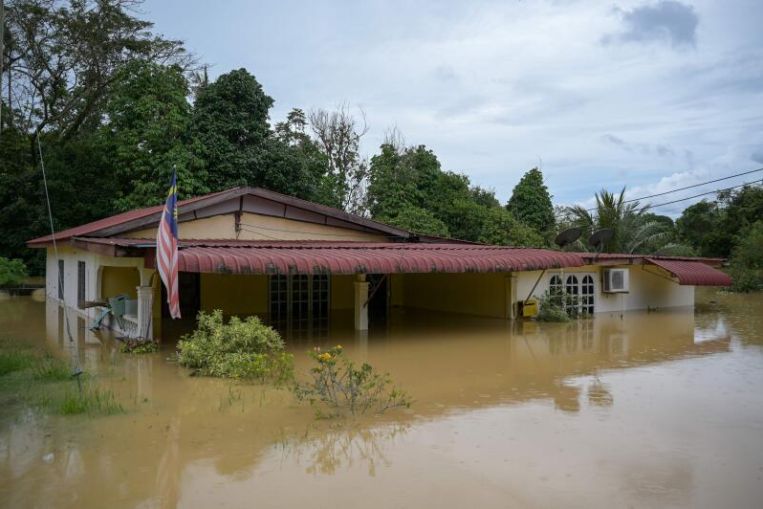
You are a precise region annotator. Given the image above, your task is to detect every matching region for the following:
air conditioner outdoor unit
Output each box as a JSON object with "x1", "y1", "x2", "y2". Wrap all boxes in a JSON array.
[{"x1": 602, "y1": 268, "x2": 629, "y2": 293}]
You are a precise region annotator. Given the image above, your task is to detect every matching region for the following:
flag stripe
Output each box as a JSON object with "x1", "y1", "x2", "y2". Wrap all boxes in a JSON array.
[{"x1": 157, "y1": 171, "x2": 181, "y2": 319}]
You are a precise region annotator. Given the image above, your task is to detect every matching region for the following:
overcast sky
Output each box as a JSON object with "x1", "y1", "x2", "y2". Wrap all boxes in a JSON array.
[{"x1": 142, "y1": 0, "x2": 763, "y2": 216}]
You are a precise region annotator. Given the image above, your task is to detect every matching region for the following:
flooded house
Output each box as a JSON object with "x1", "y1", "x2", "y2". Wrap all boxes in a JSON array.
[{"x1": 26, "y1": 186, "x2": 732, "y2": 341}]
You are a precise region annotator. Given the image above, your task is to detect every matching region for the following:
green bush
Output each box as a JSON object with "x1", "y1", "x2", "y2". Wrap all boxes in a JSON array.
[
  {"x1": 177, "y1": 310, "x2": 293, "y2": 382},
  {"x1": 0, "y1": 257, "x2": 28, "y2": 287},
  {"x1": 294, "y1": 345, "x2": 411, "y2": 417},
  {"x1": 120, "y1": 339, "x2": 160, "y2": 354},
  {"x1": 535, "y1": 290, "x2": 571, "y2": 322}
]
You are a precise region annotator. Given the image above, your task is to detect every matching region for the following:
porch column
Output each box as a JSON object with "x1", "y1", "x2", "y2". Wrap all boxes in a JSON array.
[
  {"x1": 136, "y1": 285, "x2": 154, "y2": 341},
  {"x1": 508, "y1": 274, "x2": 518, "y2": 320},
  {"x1": 136, "y1": 269, "x2": 155, "y2": 341},
  {"x1": 354, "y1": 274, "x2": 369, "y2": 331}
]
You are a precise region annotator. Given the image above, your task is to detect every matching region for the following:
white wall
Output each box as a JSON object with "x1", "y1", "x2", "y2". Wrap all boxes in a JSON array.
[
  {"x1": 45, "y1": 246, "x2": 148, "y2": 322},
  {"x1": 516, "y1": 264, "x2": 694, "y2": 314}
]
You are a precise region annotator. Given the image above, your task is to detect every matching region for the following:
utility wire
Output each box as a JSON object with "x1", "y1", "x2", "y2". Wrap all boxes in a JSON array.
[
  {"x1": 586, "y1": 167, "x2": 763, "y2": 211},
  {"x1": 645, "y1": 179, "x2": 762, "y2": 210},
  {"x1": 622, "y1": 166, "x2": 763, "y2": 204}
]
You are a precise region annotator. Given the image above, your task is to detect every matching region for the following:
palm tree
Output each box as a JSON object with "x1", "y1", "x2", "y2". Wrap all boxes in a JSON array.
[{"x1": 566, "y1": 188, "x2": 686, "y2": 254}]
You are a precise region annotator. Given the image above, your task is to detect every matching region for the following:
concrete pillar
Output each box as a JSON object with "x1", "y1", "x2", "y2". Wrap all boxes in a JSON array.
[
  {"x1": 138, "y1": 268, "x2": 154, "y2": 286},
  {"x1": 508, "y1": 274, "x2": 518, "y2": 320},
  {"x1": 136, "y1": 285, "x2": 154, "y2": 340},
  {"x1": 354, "y1": 274, "x2": 369, "y2": 331}
]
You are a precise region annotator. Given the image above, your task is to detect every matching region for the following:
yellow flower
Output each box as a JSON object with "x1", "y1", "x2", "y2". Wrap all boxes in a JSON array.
[
  {"x1": 318, "y1": 352, "x2": 332, "y2": 362},
  {"x1": 335, "y1": 344, "x2": 343, "y2": 350}
]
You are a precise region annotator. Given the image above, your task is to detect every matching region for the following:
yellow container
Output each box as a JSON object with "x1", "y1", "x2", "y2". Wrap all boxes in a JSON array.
[{"x1": 522, "y1": 298, "x2": 539, "y2": 318}]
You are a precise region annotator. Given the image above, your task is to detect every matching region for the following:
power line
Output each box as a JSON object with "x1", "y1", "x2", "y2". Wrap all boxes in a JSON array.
[
  {"x1": 646, "y1": 179, "x2": 762, "y2": 210},
  {"x1": 623, "y1": 166, "x2": 763, "y2": 204},
  {"x1": 586, "y1": 167, "x2": 763, "y2": 211}
]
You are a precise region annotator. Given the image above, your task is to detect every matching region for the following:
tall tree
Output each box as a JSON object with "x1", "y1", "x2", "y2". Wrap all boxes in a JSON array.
[
  {"x1": 190, "y1": 68, "x2": 273, "y2": 190},
  {"x1": 2, "y1": 0, "x2": 188, "y2": 138},
  {"x1": 308, "y1": 105, "x2": 369, "y2": 213},
  {"x1": 100, "y1": 60, "x2": 205, "y2": 210},
  {"x1": 506, "y1": 168, "x2": 555, "y2": 234}
]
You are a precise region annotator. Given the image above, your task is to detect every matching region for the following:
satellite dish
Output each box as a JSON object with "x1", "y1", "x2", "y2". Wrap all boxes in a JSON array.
[
  {"x1": 588, "y1": 228, "x2": 614, "y2": 252},
  {"x1": 554, "y1": 227, "x2": 583, "y2": 248}
]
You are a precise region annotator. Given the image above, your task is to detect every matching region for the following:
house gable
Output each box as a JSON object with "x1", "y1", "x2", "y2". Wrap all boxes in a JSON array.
[
  {"x1": 28, "y1": 187, "x2": 410, "y2": 247},
  {"x1": 123, "y1": 211, "x2": 386, "y2": 241}
]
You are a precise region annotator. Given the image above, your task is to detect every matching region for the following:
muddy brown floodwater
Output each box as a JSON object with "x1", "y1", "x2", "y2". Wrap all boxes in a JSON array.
[{"x1": 1, "y1": 290, "x2": 763, "y2": 508}]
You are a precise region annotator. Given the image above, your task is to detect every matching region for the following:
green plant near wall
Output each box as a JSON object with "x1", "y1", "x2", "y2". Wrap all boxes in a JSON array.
[
  {"x1": 294, "y1": 345, "x2": 412, "y2": 418},
  {"x1": 535, "y1": 290, "x2": 576, "y2": 322},
  {"x1": 176, "y1": 310, "x2": 294, "y2": 383}
]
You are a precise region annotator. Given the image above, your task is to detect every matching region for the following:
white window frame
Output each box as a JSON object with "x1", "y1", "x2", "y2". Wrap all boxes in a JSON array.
[{"x1": 548, "y1": 272, "x2": 597, "y2": 316}]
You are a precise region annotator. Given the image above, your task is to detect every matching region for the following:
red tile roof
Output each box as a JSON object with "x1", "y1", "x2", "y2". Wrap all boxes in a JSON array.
[
  {"x1": 579, "y1": 252, "x2": 725, "y2": 267},
  {"x1": 645, "y1": 258, "x2": 732, "y2": 286},
  {"x1": 173, "y1": 242, "x2": 586, "y2": 275},
  {"x1": 66, "y1": 237, "x2": 732, "y2": 284}
]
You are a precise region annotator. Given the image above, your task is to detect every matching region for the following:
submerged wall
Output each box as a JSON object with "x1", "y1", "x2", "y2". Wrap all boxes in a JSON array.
[
  {"x1": 392, "y1": 272, "x2": 511, "y2": 319},
  {"x1": 199, "y1": 273, "x2": 268, "y2": 315},
  {"x1": 516, "y1": 264, "x2": 694, "y2": 314},
  {"x1": 44, "y1": 246, "x2": 161, "y2": 338}
]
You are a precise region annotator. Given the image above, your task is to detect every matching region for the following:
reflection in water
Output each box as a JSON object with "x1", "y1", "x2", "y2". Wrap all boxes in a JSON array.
[
  {"x1": 0, "y1": 291, "x2": 761, "y2": 508},
  {"x1": 587, "y1": 378, "x2": 614, "y2": 407},
  {"x1": 278, "y1": 424, "x2": 410, "y2": 476}
]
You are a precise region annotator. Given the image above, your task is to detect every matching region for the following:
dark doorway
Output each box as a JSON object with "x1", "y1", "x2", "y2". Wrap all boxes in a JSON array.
[
  {"x1": 367, "y1": 274, "x2": 388, "y2": 326},
  {"x1": 161, "y1": 272, "x2": 201, "y2": 319}
]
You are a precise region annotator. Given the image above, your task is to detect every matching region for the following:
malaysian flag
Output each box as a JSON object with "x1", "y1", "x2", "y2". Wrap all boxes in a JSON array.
[{"x1": 157, "y1": 170, "x2": 181, "y2": 319}]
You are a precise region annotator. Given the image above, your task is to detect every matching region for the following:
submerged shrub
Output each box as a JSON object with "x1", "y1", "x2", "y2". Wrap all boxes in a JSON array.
[
  {"x1": 120, "y1": 339, "x2": 160, "y2": 354},
  {"x1": 535, "y1": 291, "x2": 570, "y2": 322},
  {"x1": 294, "y1": 345, "x2": 412, "y2": 418},
  {"x1": 177, "y1": 310, "x2": 294, "y2": 383}
]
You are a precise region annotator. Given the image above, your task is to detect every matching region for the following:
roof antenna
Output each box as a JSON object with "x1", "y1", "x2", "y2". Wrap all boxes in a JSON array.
[
  {"x1": 587, "y1": 228, "x2": 614, "y2": 253},
  {"x1": 554, "y1": 227, "x2": 582, "y2": 249}
]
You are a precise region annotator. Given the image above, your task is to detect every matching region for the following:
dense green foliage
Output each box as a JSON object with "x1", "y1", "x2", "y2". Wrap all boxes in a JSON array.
[
  {"x1": 0, "y1": 257, "x2": 28, "y2": 287},
  {"x1": 366, "y1": 144, "x2": 543, "y2": 245},
  {"x1": 104, "y1": 60, "x2": 206, "y2": 210},
  {"x1": 676, "y1": 186, "x2": 763, "y2": 258},
  {"x1": 673, "y1": 186, "x2": 763, "y2": 291},
  {"x1": 294, "y1": 345, "x2": 411, "y2": 417},
  {"x1": 177, "y1": 310, "x2": 294, "y2": 382},
  {"x1": 507, "y1": 168, "x2": 556, "y2": 234},
  {"x1": 727, "y1": 220, "x2": 763, "y2": 292}
]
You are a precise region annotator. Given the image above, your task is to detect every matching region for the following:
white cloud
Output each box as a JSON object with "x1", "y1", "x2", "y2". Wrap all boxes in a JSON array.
[{"x1": 145, "y1": 0, "x2": 763, "y2": 213}]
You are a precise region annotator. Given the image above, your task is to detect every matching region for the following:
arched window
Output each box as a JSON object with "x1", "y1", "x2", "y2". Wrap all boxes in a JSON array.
[
  {"x1": 565, "y1": 275, "x2": 579, "y2": 316},
  {"x1": 581, "y1": 275, "x2": 595, "y2": 315},
  {"x1": 549, "y1": 275, "x2": 563, "y2": 307},
  {"x1": 548, "y1": 273, "x2": 596, "y2": 317}
]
